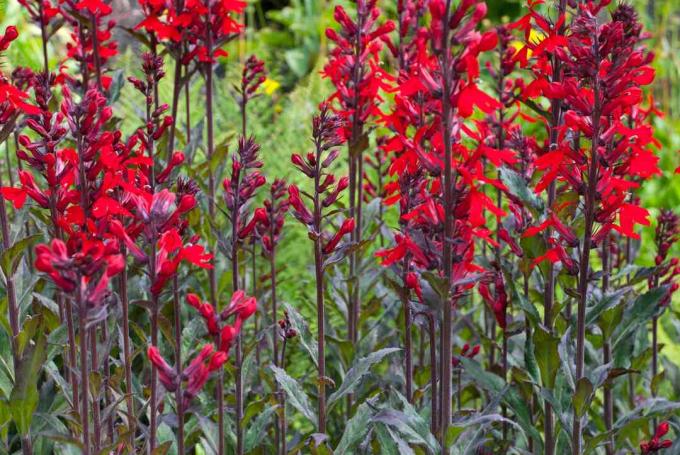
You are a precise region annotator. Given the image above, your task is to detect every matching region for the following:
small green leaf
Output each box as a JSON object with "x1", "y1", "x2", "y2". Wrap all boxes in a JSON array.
[
  {"x1": 1, "y1": 235, "x2": 42, "y2": 279},
  {"x1": 500, "y1": 167, "x2": 545, "y2": 212},
  {"x1": 270, "y1": 365, "x2": 317, "y2": 425},
  {"x1": 284, "y1": 303, "x2": 317, "y2": 367},
  {"x1": 586, "y1": 288, "x2": 628, "y2": 328},
  {"x1": 533, "y1": 326, "x2": 560, "y2": 389},
  {"x1": 573, "y1": 377, "x2": 594, "y2": 418},
  {"x1": 327, "y1": 348, "x2": 400, "y2": 408}
]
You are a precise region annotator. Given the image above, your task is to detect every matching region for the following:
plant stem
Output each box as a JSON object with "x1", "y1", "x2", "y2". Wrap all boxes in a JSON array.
[
  {"x1": 149, "y1": 296, "x2": 159, "y2": 452},
  {"x1": 279, "y1": 333, "x2": 288, "y2": 455},
  {"x1": 544, "y1": 3, "x2": 568, "y2": 452},
  {"x1": 427, "y1": 313, "x2": 438, "y2": 434},
  {"x1": 347, "y1": 1, "x2": 366, "y2": 354},
  {"x1": 0, "y1": 159, "x2": 19, "y2": 367},
  {"x1": 203, "y1": 7, "x2": 225, "y2": 453},
  {"x1": 269, "y1": 237, "x2": 285, "y2": 455},
  {"x1": 602, "y1": 238, "x2": 614, "y2": 455},
  {"x1": 119, "y1": 258, "x2": 135, "y2": 448},
  {"x1": 232, "y1": 226, "x2": 243, "y2": 455},
  {"x1": 89, "y1": 326, "x2": 101, "y2": 452},
  {"x1": 313, "y1": 137, "x2": 326, "y2": 434},
  {"x1": 402, "y1": 256, "x2": 413, "y2": 402},
  {"x1": 0, "y1": 155, "x2": 33, "y2": 455},
  {"x1": 456, "y1": 368, "x2": 462, "y2": 411},
  {"x1": 572, "y1": 80, "x2": 601, "y2": 455},
  {"x1": 252, "y1": 246, "x2": 261, "y2": 368},
  {"x1": 89, "y1": 13, "x2": 103, "y2": 92},
  {"x1": 439, "y1": 0, "x2": 454, "y2": 448},
  {"x1": 79, "y1": 295, "x2": 90, "y2": 455},
  {"x1": 38, "y1": 2, "x2": 49, "y2": 73},
  {"x1": 102, "y1": 321, "x2": 114, "y2": 443},
  {"x1": 144, "y1": 70, "x2": 160, "y2": 453},
  {"x1": 173, "y1": 277, "x2": 185, "y2": 454}
]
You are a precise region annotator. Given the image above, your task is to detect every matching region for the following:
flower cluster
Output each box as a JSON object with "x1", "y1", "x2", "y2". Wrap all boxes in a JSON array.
[
  {"x1": 148, "y1": 344, "x2": 227, "y2": 408},
  {"x1": 35, "y1": 237, "x2": 123, "y2": 320},
  {"x1": 239, "y1": 55, "x2": 266, "y2": 109},
  {"x1": 187, "y1": 291, "x2": 256, "y2": 349},
  {"x1": 323, "y1": 0, "x2": 395, "y2": 142},
  {"x1": 278, "y1": 311, "x2": 298, "y2": 340},
  {"x1": 137, "y1": 0, "x2": 244, "y2": 62},
  {"x1": 289, "y1": 106, "x2": 354, "y2": 257},
  {"x1": 223, "y1": 136, "x2": 266, "y2": 241},
  {"x1": 525, "y1": 3, "x2": 658, "y2": 249},
  {"x1": 60, "y1": 0, "x2": 118, "y2": 89},
  {"x1": 258, "y1": 178, "x2": 289, "y2": 254}
]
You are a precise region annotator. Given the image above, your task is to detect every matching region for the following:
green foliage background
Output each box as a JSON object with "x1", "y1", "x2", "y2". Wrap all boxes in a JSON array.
[{"x1": 0, "y1": 0, "x2": 679, "y2": 451}]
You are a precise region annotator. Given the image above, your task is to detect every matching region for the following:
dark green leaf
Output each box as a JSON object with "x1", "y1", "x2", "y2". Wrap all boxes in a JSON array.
[
  {"x1": 270, "y1": 364, "x2": 317, "y2": 425},
  {"x1": 533, "y1": 326, "x2": 560, "y2": 389}
]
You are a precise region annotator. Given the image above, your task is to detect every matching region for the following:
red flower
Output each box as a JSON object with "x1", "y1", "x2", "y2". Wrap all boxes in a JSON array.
[{"x1": 640, "y1": 421, "x2": 673, "y2": 454}]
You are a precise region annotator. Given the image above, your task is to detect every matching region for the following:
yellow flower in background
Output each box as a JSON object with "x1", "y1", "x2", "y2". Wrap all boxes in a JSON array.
[
  {"x1": 510, "y1": 29, "x2": 545, "y2": 59},
  {"x1": 262, "y1": 78, "x2": 281, "y2": 96}
]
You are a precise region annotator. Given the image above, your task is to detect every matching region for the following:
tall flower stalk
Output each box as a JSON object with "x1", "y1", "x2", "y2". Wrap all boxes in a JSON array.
[
  {"x1": 324, "y1": 0, "x2": 394, "y2": 348},
  {"x1": 289, "y1": 106, "x2": 353, "y2": 433},
  {"x1": 223, "y1": 136, "x2": 266, "y2": 453},
  {"x1": 258, "y1": 178, "x2": 289, "y2": 454}
]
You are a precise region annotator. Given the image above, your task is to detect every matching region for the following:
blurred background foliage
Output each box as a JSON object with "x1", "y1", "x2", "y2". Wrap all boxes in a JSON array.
[{"x1": 1, "y1": 0, "x2": 679, "y2": 414}]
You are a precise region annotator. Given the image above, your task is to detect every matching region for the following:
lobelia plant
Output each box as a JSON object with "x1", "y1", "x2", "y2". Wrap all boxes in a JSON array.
[
  {"x1": 223, "y1": 135, "x2": 266, "y2": 454},
  {"x1": 288, "y1": 105, "x2": 354, "y2": 434},
  {"x1": 0, "y1": 0, "x2": 678, "y2": 453}
]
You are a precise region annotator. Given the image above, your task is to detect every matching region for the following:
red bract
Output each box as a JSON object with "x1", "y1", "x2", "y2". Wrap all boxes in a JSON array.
[
  {"x1": 0, "y1": 29, "x2": 40, "y2": 116},
  {"x1": 640, "y1": 421, "x2": 673, "y2": 454},
  {"x1": 478, "y1": 270, "x2": 509, "y2": 329},
  {"x1": 35, "y1": 237, "x2": 123, "y2": 319},
  {"x1": 147, "y1": 343, "x2": 226, "y2": 407},
  {"x1": 185, "y1": 290, "x2": 256, "y2": 350},
  {"x1": 288, "y1": 106, "x2": 353, "y2": 257},
  {"x1": 257, "y1": 179, "x2": 289, "y2": 253},
  {"x1": 451, "y1": 343, "x2": 480, "y2": 367}
]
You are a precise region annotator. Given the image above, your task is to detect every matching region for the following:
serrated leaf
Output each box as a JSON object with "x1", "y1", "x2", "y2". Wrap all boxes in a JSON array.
[
  {"x1": 335, "y1": 399, "x2": 375, "y2": 455},
  {"x1": 270, "y1": 364, "x2": 317, "y2": 425},
  {"x1": 327, "y1": 348, "x2": 400, "y2": 408},
  {"x1": 284, "y1": 302, "x2": 317, "y2": 367},
  {"x1": 372, "y1": 409, "x2": 437, "y2": 453},
  {"x1": 244, "y1": 405, "x2": 277, "y2": 452}
]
